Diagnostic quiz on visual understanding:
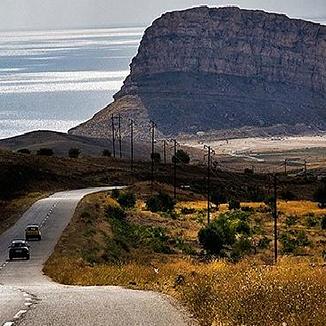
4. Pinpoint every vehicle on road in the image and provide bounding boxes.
[8,239,30,260]
[25,224,41,241]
